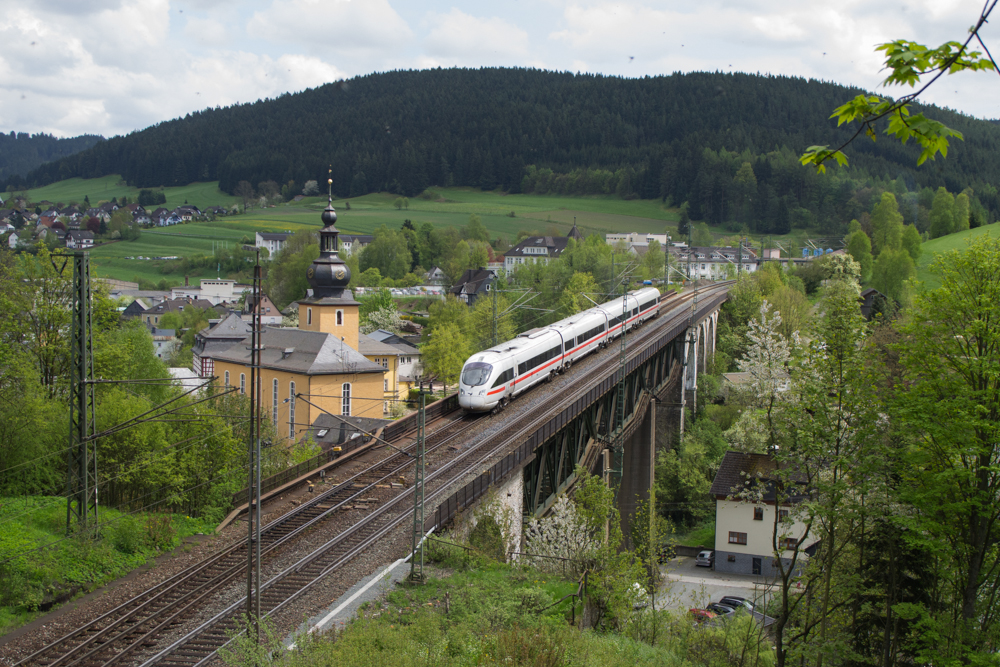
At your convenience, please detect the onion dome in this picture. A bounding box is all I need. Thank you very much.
[306,193,351,298]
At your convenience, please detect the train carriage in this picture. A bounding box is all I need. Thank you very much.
[458,286,663,413]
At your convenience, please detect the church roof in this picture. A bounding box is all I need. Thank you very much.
[210,326,382,376]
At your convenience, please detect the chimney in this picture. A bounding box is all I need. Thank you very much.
[184,275,189,286]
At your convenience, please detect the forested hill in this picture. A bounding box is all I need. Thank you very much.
[13,68,1000,223]
[0,131,104,182]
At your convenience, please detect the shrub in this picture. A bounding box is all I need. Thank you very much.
[107,516,145,555]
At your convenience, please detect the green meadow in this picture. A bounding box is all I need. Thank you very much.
[17,177,839,285]
[25,180,686,284]
[16,175,240,212]
[915,222,1000,291]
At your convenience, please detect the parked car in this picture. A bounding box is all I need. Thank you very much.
[689,608,717,623]
[706,602,737,616]
[695,550,715,567]
[719,596,755,613]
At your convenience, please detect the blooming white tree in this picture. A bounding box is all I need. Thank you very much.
[360,306,403,335]
[523,496,600,574]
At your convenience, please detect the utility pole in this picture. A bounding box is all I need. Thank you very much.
[65,251,97,535]
[410,382,427,583]
[245,251,262,640]
[491,280,498,348]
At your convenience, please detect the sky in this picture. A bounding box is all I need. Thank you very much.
[2,0,998,139]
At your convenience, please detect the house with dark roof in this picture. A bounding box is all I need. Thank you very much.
[133,298,216,327]
[504,231,576,272]
[859,288,898,321]
[338,234,373,257]
[243,293,282,325]
[668,245,760,281]
[357,333,404,413]
[448,267,494,306]
[66,230,95,249]
[710,451,818,576]
[191,312,252,378]
[255,231,292,256]
[368,329,421,387]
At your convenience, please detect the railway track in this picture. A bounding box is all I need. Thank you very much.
[14,282,731,667]
[136,282,733,667]
[11,413,473,667]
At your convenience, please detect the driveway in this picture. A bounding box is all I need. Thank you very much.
[655,555,777,615]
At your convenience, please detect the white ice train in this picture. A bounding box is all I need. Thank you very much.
[458,286,662,412]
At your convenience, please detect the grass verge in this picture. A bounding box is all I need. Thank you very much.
[0,495,215,636]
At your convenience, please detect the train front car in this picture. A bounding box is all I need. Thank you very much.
[458,356,497,411]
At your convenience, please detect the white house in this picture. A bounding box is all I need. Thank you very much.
[66,230,95,249]
[668,245,759,280]
[339,234,374,257]
[710,451,819,577]
[255,231,292,257]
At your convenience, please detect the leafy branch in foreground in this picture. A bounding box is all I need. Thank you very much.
[801,1,999,172]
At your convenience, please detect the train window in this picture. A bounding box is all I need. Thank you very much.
[462,362,493,387]
[491,368,513,387]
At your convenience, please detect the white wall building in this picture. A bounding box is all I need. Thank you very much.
[711,452,819,577]
[256,232,292,256]
[606,232,668,246]
[171,279,250,305]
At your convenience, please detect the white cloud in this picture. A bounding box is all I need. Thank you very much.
[247,0,413,54]
[424,9,530,64]
[2,0,999,139]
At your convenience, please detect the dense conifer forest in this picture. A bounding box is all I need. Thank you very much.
[10,68,1000,235]
[0,132,103,182]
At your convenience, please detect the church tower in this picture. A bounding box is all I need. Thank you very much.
[297,178,360,350]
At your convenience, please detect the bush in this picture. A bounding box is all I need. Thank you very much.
[107,516,145,555]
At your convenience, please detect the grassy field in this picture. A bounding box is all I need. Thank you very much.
[18,178,830,284]
[16,175,240,211]
[915,222,1000,290]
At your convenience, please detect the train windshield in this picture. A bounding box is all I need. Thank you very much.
[461,362,493,387]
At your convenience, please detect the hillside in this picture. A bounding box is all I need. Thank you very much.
[0,131,103,182]
[916,222,1000,290]
[12,69,1000,234]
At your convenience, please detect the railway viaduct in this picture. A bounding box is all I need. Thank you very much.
[424,283,728,547]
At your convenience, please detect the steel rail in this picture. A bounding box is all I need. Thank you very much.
[11,412,470,667]
[141,282,733,667]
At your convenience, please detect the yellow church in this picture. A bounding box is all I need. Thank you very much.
[206,197,398,441]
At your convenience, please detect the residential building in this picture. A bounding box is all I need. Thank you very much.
[448,267,494,306]
[7,231,22,249]
[242,293,283,325]
[504,224,583,272]
[148,327,178,359]
[171,279,250,305]
[191,312,252,378]
[338,234,373,257]
[668,245,759,280]
[358,334,401,414]
[606,232,668,246]
[135,298,216,327]
[424,266,447,285]
[66,230,95,249]
[255,231,293,257]
[711,451,818,577]
[368,329,421,391]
